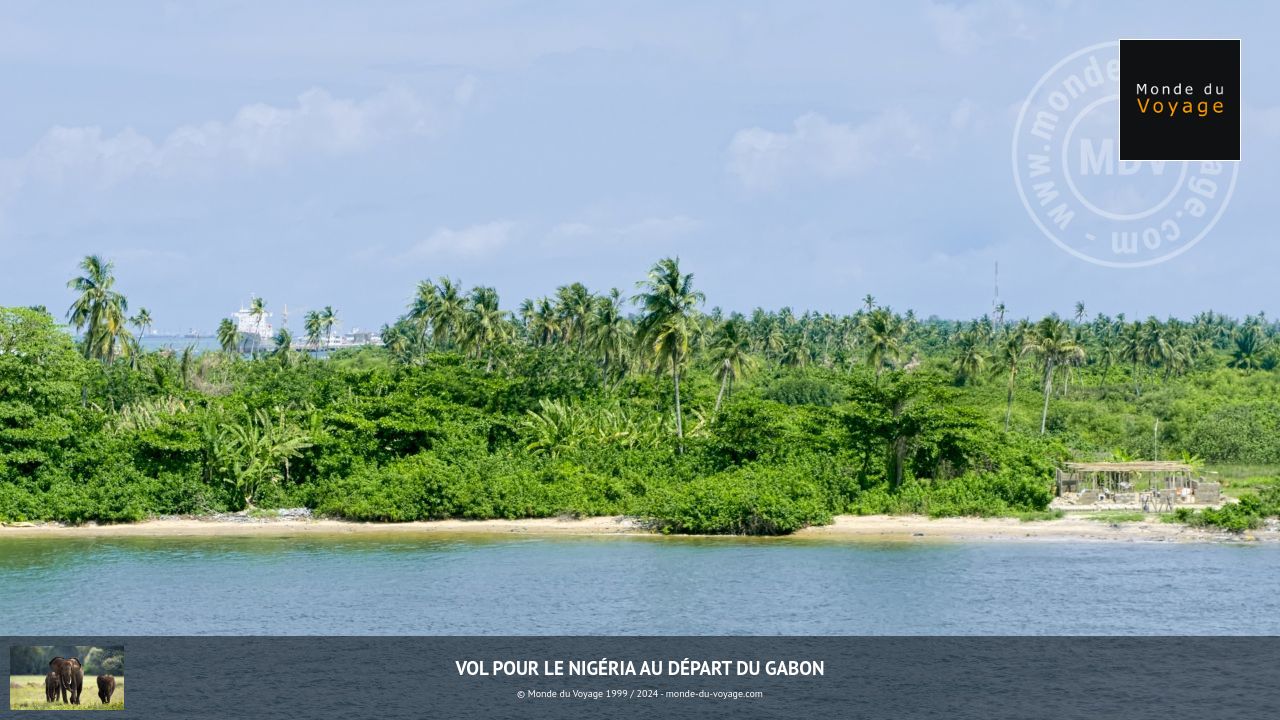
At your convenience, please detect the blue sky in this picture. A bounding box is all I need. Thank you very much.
[0,1,1277,334]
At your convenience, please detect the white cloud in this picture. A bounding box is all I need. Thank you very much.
[726,111,926,191]
[4,86,442,193]
[453,75,478,107]
[548,214,699,244]
[949,98,978,131]
[927,3,983,55]
[405,221,516,260]
[926,1,1042,55]
[1247,105,1280,140]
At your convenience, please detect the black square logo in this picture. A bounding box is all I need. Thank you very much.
[1120,39,1240,161]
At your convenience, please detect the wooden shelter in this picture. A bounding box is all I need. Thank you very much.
[1055,461,1212,508]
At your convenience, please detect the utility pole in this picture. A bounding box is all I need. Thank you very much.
[992,261,1000,316]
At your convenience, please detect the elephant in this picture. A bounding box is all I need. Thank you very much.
[44,671,59,702]
[97,674,116,704]
[48,656,83,705]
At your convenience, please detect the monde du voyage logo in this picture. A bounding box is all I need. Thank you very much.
[1013,39,1241,267]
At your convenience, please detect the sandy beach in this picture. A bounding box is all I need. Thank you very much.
[0,513,1273,543]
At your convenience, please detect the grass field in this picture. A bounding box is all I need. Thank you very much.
[1084,511,1150,523]
[1206,465,1280,499]
[8,675,124,711]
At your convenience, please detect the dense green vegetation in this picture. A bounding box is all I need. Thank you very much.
[3,254,1280,533]
[1171,487,1280,533]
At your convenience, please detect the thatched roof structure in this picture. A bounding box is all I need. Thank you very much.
[1063,461,1193,473]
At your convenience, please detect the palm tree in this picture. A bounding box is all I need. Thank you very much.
[1140,317,1173,380]
[779,338,810,368]
[408,279,437,345]
[130,307,153,337]
[248,297,267,353]
[462,286,511,370]
[859,307,906,382]
[997,322,1028,430]
[381,323,411,358]
[589,289,629,379]
[271,328,296,366]
[633,257,704,447]
[762,322,785,359]
[526,297,559,346]
[1228,324,1270,370]
[66,254,132,362]
[952,329,988,385]
[555,282,595,346]
[217,318,240,354]
[709,318,756,413]
[1025,316,1084,434]
[1073,301,1087,324]
[1119,321,1149,395]
[320,306,338,348]
[1094,320,1120,388]
[303,310,324,351]
[431,278,466,348]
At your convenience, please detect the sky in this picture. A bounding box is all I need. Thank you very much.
[0,0,1277,334]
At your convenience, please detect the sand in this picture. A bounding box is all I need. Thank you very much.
[0,513,1273,543]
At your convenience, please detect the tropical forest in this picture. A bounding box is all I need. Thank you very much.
[3,254,1280,534]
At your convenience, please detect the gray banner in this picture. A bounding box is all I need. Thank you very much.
[4,637,1277,719]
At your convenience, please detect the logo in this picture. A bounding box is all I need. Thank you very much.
[1119,39,1240,161]
[1012,41,1238,268]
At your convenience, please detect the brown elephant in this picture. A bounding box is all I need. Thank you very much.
[48,656,83,704]
[97,674,116,704]
[44,671,59,702]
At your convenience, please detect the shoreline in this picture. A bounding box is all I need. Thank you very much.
[0,513,1273,543]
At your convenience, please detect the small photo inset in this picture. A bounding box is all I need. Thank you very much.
[8,645,124,711]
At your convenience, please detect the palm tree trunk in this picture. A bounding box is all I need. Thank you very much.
[1004,367,1016,431]
[889,399,907,488]
[714,361,729,414]
[1040,360,1055,434]
[893,436,907,488]
[672,356,684,450]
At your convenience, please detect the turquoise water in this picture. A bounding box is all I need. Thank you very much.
[137,336,221,353]
[1,535,1277,635]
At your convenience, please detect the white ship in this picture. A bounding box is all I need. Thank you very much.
[289,328,383,351]
[227,298,381,351]
[233,300,274,348]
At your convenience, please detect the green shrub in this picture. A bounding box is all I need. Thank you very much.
[762,376,847,407]
[644,464,832,535]
[847,471,1053,518]
[1178,494,1272,533]
[313,452,631,522]
[315,454,459,521]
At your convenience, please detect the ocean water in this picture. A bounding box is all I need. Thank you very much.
[136,336,222,353]
[1,535,1277,635]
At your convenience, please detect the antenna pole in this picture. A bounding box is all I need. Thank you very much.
[993,261,999,313]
